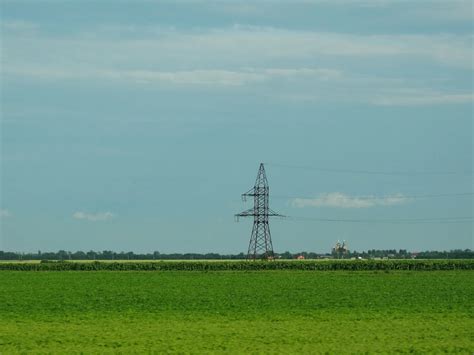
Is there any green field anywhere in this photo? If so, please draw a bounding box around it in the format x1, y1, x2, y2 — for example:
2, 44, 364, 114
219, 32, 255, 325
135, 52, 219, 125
1, 270, 473, 353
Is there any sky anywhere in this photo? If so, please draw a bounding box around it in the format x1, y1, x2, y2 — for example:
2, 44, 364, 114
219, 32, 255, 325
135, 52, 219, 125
0, 0, 473, 254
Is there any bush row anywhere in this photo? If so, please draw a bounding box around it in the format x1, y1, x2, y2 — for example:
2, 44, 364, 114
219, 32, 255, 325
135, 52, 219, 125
0, 259, 473, 271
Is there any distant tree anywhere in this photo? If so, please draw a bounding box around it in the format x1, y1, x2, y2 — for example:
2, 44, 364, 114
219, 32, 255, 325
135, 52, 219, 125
57, 250, 69, 260
279, 251, 293, 259
102, 250, 114, 260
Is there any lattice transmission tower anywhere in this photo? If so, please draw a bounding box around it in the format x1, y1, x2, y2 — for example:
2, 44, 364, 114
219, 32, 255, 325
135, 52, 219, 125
235, 163, 284, 260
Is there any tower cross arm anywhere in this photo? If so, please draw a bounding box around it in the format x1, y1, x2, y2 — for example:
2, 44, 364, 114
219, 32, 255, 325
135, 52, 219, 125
234, 208, 255, 222
241, 188, 256, 201
268, 209, 285, 218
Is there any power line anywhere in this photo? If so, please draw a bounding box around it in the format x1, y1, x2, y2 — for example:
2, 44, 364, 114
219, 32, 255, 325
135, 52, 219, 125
246, 163, 473, 225
265, 162, 473, 177
278, 215, 474, 224
272, 192, 474, 201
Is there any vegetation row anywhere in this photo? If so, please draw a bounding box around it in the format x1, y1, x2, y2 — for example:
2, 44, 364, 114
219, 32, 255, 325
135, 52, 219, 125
0, 259, 473, 271
1, 249, 472, 260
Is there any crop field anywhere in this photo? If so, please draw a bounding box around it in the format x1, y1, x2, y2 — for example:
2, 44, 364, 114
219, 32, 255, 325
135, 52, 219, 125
1, 259, 472, 271
1, 269, 473, 354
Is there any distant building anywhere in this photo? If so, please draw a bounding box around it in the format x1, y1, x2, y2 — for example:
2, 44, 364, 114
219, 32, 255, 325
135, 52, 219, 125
332, 240, 349, 259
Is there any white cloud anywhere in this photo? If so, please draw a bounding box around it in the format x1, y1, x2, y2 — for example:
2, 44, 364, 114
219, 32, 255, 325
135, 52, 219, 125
1, 20, 39, 33
262, 68, 342, 80
372, 93, 474, 106
0, 209, 12, 218
103, 69, 265, 86
73, 211, 115, 221
4, 26, 472, 71
287, 89, 474, 106
2, 25, 472, 105
4, 66, 342, 86
292, 192, 410, 208
6, 66, 472, 106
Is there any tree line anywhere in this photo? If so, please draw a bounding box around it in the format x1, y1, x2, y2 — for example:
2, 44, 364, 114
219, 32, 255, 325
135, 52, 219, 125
0, 249, 472, 260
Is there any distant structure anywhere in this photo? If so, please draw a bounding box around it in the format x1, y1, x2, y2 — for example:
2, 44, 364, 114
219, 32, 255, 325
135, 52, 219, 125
332, 240, 349, 259
235, 163, 284, 260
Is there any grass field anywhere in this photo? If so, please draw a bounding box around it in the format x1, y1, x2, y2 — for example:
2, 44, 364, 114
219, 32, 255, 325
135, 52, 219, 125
1, 270, 473, 353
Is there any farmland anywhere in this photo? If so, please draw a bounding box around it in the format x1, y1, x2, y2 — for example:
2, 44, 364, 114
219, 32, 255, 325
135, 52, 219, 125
1, 269, 473, 353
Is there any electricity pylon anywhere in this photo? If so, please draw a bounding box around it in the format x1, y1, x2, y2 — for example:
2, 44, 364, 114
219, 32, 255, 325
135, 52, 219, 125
235, 163, 284, 260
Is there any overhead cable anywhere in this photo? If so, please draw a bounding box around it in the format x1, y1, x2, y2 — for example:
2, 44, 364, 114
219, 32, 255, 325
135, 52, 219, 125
265, 162, 473, 177
271, 192, 474, 200
278, 215, 474, 224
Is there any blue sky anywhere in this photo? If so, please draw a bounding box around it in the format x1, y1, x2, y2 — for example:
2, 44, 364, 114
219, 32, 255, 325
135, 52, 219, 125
1, 0, 472, 253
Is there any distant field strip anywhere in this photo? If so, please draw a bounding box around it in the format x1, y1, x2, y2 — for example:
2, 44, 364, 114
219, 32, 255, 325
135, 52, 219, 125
0, 259, 472, 271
